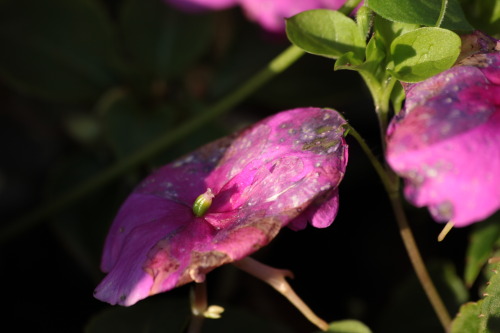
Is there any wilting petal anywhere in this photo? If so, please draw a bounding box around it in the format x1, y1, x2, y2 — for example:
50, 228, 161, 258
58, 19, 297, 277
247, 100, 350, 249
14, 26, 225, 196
386, 44, 500, 227
95, 107, 348, 306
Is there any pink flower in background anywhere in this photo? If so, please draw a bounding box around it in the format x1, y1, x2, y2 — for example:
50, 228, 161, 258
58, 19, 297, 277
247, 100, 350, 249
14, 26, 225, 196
165, 0, 349, 33
94, 107, 348, 306
386, 33, 500, 227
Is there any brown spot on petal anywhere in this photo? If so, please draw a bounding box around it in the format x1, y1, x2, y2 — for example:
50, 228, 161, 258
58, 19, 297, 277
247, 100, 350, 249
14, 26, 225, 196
143, 240, 181, 295
250, 216, 283, 240
456, 53, 490, 68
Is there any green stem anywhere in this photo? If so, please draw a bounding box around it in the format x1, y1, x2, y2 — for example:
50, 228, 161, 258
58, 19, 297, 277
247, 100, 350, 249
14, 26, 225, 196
436, 0, 449, 28
349, 126, 452, 330
347, 126, 393, 192
0, 45, 305, 244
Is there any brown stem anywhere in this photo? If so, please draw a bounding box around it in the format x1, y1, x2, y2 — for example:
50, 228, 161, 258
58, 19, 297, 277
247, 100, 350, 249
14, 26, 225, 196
233, 257, 329, 331
349, 125, 452, 331
388, 188, 452, 330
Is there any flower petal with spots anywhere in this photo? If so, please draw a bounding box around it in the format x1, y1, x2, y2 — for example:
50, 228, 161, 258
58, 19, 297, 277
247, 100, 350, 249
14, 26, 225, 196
386, 33, 500, 227
94, 107, 348, 306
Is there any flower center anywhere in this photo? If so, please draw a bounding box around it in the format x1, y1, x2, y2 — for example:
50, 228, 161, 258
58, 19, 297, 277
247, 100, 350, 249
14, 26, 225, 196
192, 188, 214, 217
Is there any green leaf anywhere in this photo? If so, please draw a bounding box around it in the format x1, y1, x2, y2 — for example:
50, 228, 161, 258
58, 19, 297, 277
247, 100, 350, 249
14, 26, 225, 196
120, 0, 213, 80
451, 263, 500, 333
390, 82, 405, 114
0, 0, 119, 103
461, 0, 500, 38
366, 0, 473, 31
388, 27, 461, 82
356, 6, 373, 42
286, 9, 366, 60
335, 52, 365, 71
373, 15, 420, 50
465, 213, 500, 287
320, 319, 372, 333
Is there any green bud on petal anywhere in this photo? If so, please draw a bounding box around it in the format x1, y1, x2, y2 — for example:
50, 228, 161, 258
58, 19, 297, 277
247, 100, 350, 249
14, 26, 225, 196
192, 188, 214, 217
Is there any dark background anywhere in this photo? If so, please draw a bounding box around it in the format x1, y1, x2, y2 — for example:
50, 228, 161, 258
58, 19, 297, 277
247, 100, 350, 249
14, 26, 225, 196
0, 0, 485, 332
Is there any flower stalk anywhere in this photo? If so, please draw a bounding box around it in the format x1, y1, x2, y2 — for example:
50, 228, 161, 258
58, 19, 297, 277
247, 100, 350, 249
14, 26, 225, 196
349, 111, 452, 330
233, 257, 329, 331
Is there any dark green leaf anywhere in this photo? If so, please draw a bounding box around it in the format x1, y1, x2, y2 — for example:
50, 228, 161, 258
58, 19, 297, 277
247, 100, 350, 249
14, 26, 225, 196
388, 27, 461, 82
460, 0, 500, 38
286, 9, 366, 60
120, 0, 213, 80
390, 81, 405, 114
0, 0, 119, 103
451, 263, 500, 333
366, 0, 473, 31
465, 213, 500, 287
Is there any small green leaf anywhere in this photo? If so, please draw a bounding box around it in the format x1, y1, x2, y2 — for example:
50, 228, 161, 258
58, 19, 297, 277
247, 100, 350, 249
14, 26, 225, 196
366, 0, 473, 31
390, 82, 405, 114
451, 263, 500, 333
0, 0, 119, 103
286, 9, 366, 60
120, 0, 213, 80
356, 6, 373, 41
388, 27, 461, 82
320, 319, 372, 333
335, 52, 364, 71
373, 15, 420, 50
465, 213, 500, 287
360, 34, 386, 72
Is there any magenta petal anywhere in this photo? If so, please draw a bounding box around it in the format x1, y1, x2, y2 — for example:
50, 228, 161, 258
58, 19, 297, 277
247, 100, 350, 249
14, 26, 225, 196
239, 0, 347, 33
94, 203, 193, 305
386, 51, 500, 227
95, 107, 348, 306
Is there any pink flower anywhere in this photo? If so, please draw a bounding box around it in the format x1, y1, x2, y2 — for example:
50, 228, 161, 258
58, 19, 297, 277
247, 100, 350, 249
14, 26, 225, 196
165, 0, 348, 33
386, 33, 500, 227
94, 107, 348, 306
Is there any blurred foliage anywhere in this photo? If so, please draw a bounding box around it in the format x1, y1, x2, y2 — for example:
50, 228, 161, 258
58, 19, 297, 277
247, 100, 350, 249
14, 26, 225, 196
0, 0, 499, 332
451, 263, 500, 333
